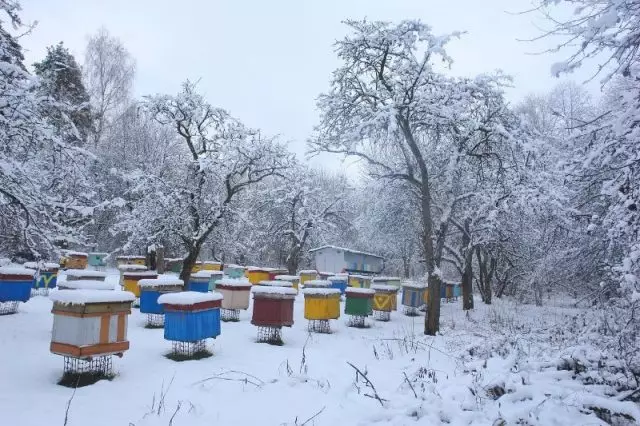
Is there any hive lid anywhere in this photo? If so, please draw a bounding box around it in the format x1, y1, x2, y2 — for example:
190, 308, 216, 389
349, 274, 371, 280
158, 291, 223, 305
403, 282, 428, 289
192, 270, 224, 278
123, 271, 158, 277
117, 264, 148, 271
372, 284, 399, 292
372, 276, 401, 282
303, 288, 341, 296
217, 277, 251, 287
50, 289, 134, 305
251, 286, 297, 296
64, 251, 88, 257
0, 266, 36, 276
345, 287, 376, 295
327, 275, 348, 281
298, 269, 318, 274
274, 275, 298, 281
64, 269, 107, 278
89, 252, 109, 256
138, 276, 184, 288
116, 255, 145, 260
23, 262, 39, 269
246, 266, 276, 272
224, 264, 245, 269
58, 280, 114, 290
303, 280, 332, 287
44, 262, 61, 269
200, 260, 221, 265
258, 280, 294, 287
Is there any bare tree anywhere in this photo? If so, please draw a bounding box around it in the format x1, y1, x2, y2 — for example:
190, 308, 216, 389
84, 27, 136, 147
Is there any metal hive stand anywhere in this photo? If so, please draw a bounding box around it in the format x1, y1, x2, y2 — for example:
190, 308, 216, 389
256, 326, 283, 345
146, 313, 164, 328
403, 306, 421, 316
221, 308, 240, 322
373, 310, 391, 322
307, 319, 331, 334
347, 315, 368, 328
0, 301, 19, 315
59, 356, 114, 387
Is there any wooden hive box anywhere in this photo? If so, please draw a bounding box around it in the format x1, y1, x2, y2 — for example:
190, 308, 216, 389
327, 274, 349, 294
158, 292, 223, 342
123, 271, 158, 297
402, 283, 427, 308
138, 277, 184, 315
65, 269, 107, 282
372, 284, 399, 313
0, 267, 35, 303
298, 270, 318, 285
64, 252, 89, 270
274, 275, 300, 292
251, 286, 296, 328
50, 290, 135, 359
303, 288, 341, 320
344, 287, 375, 316
223, 264, 246, 279
246, 267, 272, 285
116, 255, 146, 267
216, 278, 252, 310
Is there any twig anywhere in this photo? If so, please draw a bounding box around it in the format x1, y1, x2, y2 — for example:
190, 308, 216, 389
403, 372, 418, 398
168, 401, 182, 426
298, 406, 326, 426
347, 362, 386, 407
63, 376, 79, 426
193, 370, 264, 388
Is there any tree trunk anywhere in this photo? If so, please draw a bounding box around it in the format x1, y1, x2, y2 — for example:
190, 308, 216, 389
179, 243, 201, 285
286, 250, 300, 275
461, 219, 474, 310
402, 255, 411, 278
156, 246, 165, 274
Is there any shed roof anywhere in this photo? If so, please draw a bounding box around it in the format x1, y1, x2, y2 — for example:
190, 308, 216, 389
308, 245, 383, 259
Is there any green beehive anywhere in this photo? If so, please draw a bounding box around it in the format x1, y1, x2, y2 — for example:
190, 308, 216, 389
344, 287, 375, 327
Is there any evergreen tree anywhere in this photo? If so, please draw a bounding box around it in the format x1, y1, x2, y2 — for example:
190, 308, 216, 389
33, 42, 92, 145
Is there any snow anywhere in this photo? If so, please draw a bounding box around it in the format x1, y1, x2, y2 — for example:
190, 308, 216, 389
201, 261, 221, 265
345, 287, 376, 295
216, 277, 251, 287
274, 275, 299, 281
23, 262, 39, 269
64, 251, 88, 257
251, 285, 297, 295
402, 281, 428, 289
157, 291, 223, 305
138, 276, 184, 288
0, 266, 36, 276
64, 269, 107, 278
50, 289, 135, 305
372, 276, 401, 282
224, 264, 245, 270
308, 244, 384, 259
117, 255, 145, 260
302, 288, 341, 296
303, 279, 331, 287
327, 275, 347, 282
122, 271, 158, 277
247, 266, 276, 272
117, 264, 148, 271
258, 280, 294, 287
372, 284, 399, 292
298, 269, 318, 274
57, 280, 114, 290
192, 270, 224, 278
44, 262, 60, 269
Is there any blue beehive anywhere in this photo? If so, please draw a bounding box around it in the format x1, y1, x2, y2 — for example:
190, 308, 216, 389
401, 283, 427, 308
0, 267, 35, 314
453, 284, 461, 299
158, 291, 222, 342
139, 277, 184, 327
327, 275, 348, 294
187, 271, 211, 293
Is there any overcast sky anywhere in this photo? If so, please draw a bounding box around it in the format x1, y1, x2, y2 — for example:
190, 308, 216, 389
19, 0, 595, 163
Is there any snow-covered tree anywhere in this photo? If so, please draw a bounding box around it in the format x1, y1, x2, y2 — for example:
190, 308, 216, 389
114, 81, 293, 283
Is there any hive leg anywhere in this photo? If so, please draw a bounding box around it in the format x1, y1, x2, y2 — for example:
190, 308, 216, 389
145, 313, 164, 328
403, 306, 420, 316
168, 340, 211, 361
373, 310, 391, 321
0, 301, 19, 315
59, 356, 113, 387
221, 308, 240, 322
348, 315, 367, 328
308, 319, 331, 334
256, 326, 283, 345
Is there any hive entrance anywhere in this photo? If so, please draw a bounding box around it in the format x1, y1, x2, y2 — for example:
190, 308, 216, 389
145, 313, 164, 328
0, 301, 19, 315
166, 340, 212, 361
373, 310, 391, 321
58, 356, 114, 387
221, 308, 240, 322
256, 326, 283, 345
307, 319, 331, 334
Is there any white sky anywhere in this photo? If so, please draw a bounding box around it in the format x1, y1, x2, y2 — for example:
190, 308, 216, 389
18, 0, 597, 163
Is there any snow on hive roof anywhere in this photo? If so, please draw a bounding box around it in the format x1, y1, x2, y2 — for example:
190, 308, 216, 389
89, 252, 109, 256
58, 280, 114, 290
64, 269, 107, 278
217, 277, 251, 287
247, 266, 276, 272
0, 258, 10, 266
224, 264, 245, 269
117, 264, 148, 271
116, 255, 145, 259
303, 288, 341, 296
327, 275, 348, 281
0, 266, 36, 276
23, 262, 39, 269
303, 280, 332, 287
345, 287, 376, 295
259, 280, 294, 287
251, 286, 297, 296
123, 271, 157, 277
157, 291, 223, 305
372, 284, 399, 292
201, 260, 221, 265
44, 262, 60, 269
372, 276, 401, 282
402, 281, 428, 289
138, 276, 184, 288
192, 270, 224, 278
274, 275, 299, 281
308, 245, 384, 259
64, 251, 88, 257
298, 270, 317, 275
349, 274, 372, 280
50, 289, 134, 305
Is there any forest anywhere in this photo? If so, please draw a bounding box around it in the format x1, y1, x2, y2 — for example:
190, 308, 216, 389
1, 0, 639, 425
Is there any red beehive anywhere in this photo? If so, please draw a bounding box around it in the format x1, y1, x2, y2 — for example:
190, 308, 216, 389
251, 286, 296, 328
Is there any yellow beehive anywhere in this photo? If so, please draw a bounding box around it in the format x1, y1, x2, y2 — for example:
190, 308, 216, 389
246, 267, 272, 285
372, 285, 398, 313
303, 288, 341, 320
63, 252, 89, 270
123, 271, 158, 297
298, 270, 318, 285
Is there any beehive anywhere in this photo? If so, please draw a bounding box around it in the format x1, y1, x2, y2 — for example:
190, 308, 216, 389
303, 288, 341, 333
49, 290, 134, 359
116, 255, 146, 267
58, 280, 113, 291
318, 271, 335, 280
274, 275, 300, 292
63, 252, 89, 270
216, 277, 252, 321
138, 277, 184, 327
268, 268, 288, 280
158, 291, 223, 358
246, 267, 272, 285
327, 274, 349, 294
117, 264, 148, 288
192, 260, 222, 273
298, 270, 318, 285
64, 269, 107, 282
348, 274, 372, 289
251, 285, 296, 344
123, 271, 158, 298
344, 287, 375, 327
24, 262, 60, 295
302, 279, 332, 289
164, 258, 183, 273
223, 264, 246, 279
401, 282, 427, 316
0, 267, 35, 314
372, 284, 399, 321
88, 253, 108, 268
187, 271, 215, 293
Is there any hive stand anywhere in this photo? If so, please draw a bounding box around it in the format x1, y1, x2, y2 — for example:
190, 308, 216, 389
251, 286, 296, 345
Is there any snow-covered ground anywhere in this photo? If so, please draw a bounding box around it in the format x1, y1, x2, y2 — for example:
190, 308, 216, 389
1, 270, 638, 425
